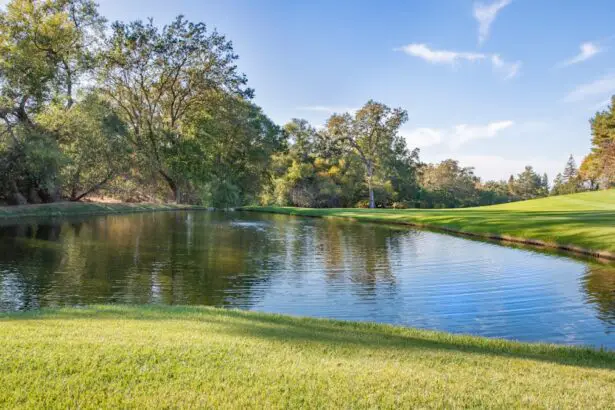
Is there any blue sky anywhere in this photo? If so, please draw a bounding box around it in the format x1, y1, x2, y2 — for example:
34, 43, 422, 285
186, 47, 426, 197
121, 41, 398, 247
8, 0, 615, 181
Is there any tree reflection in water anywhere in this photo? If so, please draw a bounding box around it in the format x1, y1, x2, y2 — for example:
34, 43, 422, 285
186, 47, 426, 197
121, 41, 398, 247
1, 211, 615, 348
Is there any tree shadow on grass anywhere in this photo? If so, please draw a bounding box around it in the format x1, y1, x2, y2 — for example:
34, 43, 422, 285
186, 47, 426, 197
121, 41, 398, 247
4, 305, 615, 371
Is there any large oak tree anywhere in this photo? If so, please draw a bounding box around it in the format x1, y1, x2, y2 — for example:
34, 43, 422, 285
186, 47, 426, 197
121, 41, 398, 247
326, 101, 408, 208
99, 16, 252, 202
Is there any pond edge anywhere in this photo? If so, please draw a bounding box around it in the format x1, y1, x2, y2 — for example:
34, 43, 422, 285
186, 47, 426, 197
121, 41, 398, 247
242, 207, 615, 261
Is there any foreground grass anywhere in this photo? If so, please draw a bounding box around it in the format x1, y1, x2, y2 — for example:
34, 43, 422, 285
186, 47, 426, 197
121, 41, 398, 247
0, 201, 203, 220
245, 190, 615, 258
1, 306, 614, 408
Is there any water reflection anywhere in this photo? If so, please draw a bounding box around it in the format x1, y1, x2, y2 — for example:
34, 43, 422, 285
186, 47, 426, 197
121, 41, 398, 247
582, 265, 615, 328
0, 211, 614, 348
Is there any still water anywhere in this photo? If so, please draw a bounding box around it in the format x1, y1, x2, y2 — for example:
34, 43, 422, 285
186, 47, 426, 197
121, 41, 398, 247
1, 211, 614, 348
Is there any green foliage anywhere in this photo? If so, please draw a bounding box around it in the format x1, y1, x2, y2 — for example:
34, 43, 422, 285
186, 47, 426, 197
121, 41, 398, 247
552, 155, 584, 196
580, 153, 602, 190
510, 165, 548, 200
99, 16, 252, 202
327, 100, 409, 208
183, 94, 284, 206
419, 159, 479, 208
37, 94, 131, 200
271, 105, 420, 209
585, 96, 615, 188
0, 1, 280, 206
0, 0, 604, 209
0, 0, 105, 202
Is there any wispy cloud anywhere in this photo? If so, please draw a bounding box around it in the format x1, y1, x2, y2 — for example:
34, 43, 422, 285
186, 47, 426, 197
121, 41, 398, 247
403, 120, 514, 149
473, 0, 512, 45
396, 43, 486, 65
563, 74, 615, 103
297, 106, 358, 114
449, 121, 514, 148
397, 44, 520, 79
558, 42, 602, 67
491, 55, 521, 79
401, 128, 443, 148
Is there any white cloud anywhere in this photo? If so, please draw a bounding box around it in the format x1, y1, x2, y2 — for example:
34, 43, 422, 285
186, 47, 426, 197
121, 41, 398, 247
403, 121, 514, 150
449, 121, 514, 148
396, 44, 486, 65
397, 44, 520, 79
558, 42, 602, 67
401, 128, 442, 148
491, 54, 521, 79
473, 0, 512, 45
563, 75, 615, 103
297, 106, 358, 114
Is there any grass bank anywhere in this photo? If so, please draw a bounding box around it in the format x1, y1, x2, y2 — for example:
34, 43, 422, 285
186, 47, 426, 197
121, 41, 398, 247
244, 190, 615, 259
0, 201, 203, 220
1, 305, 614, 408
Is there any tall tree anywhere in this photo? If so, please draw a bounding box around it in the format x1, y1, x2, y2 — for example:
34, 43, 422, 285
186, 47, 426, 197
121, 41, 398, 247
326, 100, 408, 208
551, 173, 564, 195
37, 93, 130, 201
541, 173, 550, 193
552, 155, 583, 196
420, 159, 479, 208
579, 153, 601, 190
589, 96, 615, 187
98, 16, 252, 202
0, 0, 105, 202
183, 92, 284, 206
562, 155, 578, 183
514, 165, 544, 200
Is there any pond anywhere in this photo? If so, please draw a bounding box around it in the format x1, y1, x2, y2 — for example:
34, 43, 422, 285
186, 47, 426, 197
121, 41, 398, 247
1, 211, 614, 348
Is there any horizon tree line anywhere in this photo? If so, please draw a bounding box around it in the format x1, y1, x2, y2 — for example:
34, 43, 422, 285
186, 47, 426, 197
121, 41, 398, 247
0, 0, 613, 209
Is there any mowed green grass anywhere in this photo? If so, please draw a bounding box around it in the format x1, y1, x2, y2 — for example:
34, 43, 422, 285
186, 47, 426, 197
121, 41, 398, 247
245, 190, 615, 256
1, 305, 614, 409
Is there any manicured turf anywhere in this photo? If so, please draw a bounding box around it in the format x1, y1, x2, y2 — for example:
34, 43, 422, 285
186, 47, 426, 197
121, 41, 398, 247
0, 201, 203, 220
1, 305, 614, 408
244, 190, 615, 258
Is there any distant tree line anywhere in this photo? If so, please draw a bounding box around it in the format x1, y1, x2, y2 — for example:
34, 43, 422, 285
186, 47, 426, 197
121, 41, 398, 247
264, 108, 553, 209
1, 0, 613, 209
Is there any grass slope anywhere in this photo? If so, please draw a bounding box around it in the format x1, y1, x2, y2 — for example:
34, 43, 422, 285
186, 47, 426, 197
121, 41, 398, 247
245, 190, 615, 258
1, 305, 614, 408
0, 201, 203, 220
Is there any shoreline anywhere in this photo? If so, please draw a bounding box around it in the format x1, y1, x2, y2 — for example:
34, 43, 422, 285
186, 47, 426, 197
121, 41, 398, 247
0, 201, 207, 221
242, 205, 615, 261
1, 197, 613, 261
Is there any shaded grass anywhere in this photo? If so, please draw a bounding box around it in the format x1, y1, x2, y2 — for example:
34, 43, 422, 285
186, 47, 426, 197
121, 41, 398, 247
243, 190, 615, 258
1, 305, 614, 409
0, 201, 204, 220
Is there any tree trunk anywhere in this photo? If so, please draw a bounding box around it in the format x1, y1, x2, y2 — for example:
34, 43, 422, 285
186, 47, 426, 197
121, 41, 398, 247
28, 186, 42, 204
367, 162, 375, 209
70, 175, 112, 202
9, 180, 27, 205
159, 170, 180, 203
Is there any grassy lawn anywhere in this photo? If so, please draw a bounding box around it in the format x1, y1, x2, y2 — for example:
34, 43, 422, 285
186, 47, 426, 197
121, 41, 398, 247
1, 305, 614, 408
244, 190, 615, 258
0, 201, 203, 220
